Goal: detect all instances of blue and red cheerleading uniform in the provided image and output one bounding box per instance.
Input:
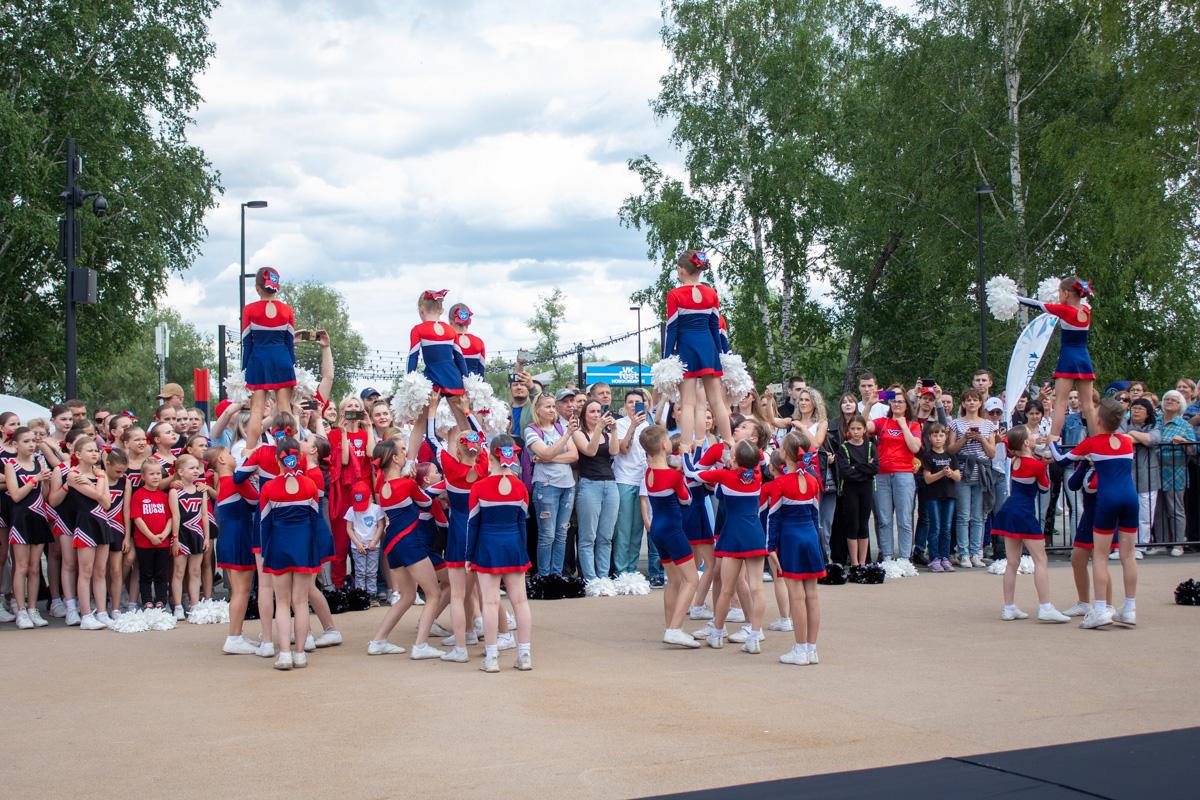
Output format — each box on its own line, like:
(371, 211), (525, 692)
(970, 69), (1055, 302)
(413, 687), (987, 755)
(258, 470), (325, 575)
(7, 462), (53, 545)
(767, 471), (826, 579)
(407, 320), (468, 396)
(992, 456), (1050, 540)
(67, 472), (108, 549)
(664, 283), (725, 378)
(456, 331), (487, 378)
(416, 489), (448, 571)
(378, 476), (432, 569)
(466, 474), (530, 574)
(1067, 463), (1112, 551)
(680, 450), (714, 545)
(174, 488), (207, 556)
(215, 474), (258, 571)
(429, 428), (489, 569)
(241, 298), (297, 391)
(700, 466), (768, 559)
(1052, 434), (1138, 537)
(643, 467), (694, 565)
(1018, 297), (1094, 380)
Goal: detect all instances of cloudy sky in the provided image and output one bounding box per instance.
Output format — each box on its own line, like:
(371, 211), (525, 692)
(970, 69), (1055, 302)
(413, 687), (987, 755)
(177, 0), (914, 384)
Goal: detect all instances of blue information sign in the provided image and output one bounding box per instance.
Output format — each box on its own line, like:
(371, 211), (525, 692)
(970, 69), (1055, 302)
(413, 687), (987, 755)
(585, 364), (652, 386)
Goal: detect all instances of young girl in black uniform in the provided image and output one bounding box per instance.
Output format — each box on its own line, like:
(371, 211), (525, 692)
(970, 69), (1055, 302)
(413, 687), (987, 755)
(4, 427), (54, 629)
(120, 426), (150, 611)
(101, 449), (129, 617)
(170, 454), (210, 620)
(66, 436), (112, 630)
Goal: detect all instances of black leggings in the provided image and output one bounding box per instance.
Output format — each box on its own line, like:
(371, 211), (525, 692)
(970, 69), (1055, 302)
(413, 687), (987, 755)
(136, 546), (171, 604)
(835, 481), (873, 540)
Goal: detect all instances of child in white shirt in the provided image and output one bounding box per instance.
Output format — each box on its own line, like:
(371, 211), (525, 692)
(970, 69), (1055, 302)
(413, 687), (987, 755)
(343, 481), (384, 593)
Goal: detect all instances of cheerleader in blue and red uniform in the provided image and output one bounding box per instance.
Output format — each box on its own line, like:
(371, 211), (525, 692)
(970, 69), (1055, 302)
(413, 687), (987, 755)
(448, 302), (487, 378)
(4, 427), (54, 628)
(664, 250), (734, 452)
(1017, 276), (1097, 440)
(992, 426), (1070, 623)
(209, 445), (261, 654)
(258, 438), (323, 670)
(467, 435), (533, 673)
(1050, 398), (1140, 629)
(1062, 463), (1111, 619)
(367, 439), (444, 661)
(769, 434), (826, 665)
(241, 266), (297, 447)
(408, 289), (471, 431)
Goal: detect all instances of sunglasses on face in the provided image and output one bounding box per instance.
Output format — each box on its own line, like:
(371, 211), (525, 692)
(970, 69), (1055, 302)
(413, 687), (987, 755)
(1118, 396), (1130, 403)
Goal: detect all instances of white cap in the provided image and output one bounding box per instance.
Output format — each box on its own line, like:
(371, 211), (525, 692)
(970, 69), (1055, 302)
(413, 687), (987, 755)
(984, 397), (1004, 412)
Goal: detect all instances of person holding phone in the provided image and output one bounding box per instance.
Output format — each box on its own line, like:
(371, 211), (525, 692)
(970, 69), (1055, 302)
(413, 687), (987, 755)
(327, 395), (376, 588)
(866, 385), (923, 563)
(572, 400), (620, 581)
(523, 392), (579, 577)
(612, 389), (652, 578)
(948, 389), (997, 568)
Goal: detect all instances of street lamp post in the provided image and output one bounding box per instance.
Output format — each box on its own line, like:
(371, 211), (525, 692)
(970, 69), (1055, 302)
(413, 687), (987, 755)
(975, 184), (995, 371)
(239, 200), (268, 314)
(58, 138), (107, 399)
(629, 305), (643, 387)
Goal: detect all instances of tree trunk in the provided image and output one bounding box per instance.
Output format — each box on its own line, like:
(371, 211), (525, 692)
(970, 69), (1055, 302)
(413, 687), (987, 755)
(779, 253), (795, 379)
(1004, 0), (1030, 324)
(843, 231), (903, 393)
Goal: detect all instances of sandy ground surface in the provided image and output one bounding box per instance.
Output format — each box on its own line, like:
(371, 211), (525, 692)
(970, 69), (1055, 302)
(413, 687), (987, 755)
(4, 557), (1198, 799)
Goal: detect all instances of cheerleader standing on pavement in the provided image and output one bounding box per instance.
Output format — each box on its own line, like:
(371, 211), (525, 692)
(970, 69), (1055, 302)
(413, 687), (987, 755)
(366, 439), (445, 661)
(1062, 463), (1110, 619)
(66, 436), (112, 630)
(47, 430), (81, 625)
(468, 435), (533, 673)
(761, 447), (793, 636)
(258, 438), (323, 671)
(770, 433), (827, 665)
(168, 455), (209, 621)
(448, 302), (487, 378)
(664, 250), (734, 453)
(100, 449), (128, 617)
(241, 267), (297, 448)
(5, 427), (54, 628)
(0, 412), (18, 619)
(993, 427), (1070, 623)
(120, 426), (150, 610)
(408, 290), (471, 432)
(186, 434), (219, 601)
(1017, 277), (1097, 439)
(209, 446), (260, 654)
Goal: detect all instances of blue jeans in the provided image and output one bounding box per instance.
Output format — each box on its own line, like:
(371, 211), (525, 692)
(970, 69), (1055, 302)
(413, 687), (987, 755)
(612, 483), (642, 575)
(575, 478), (618, 581)
(914, 491), (930, 555)
(873, 472), (916, 560)
(926, 496), (954, 561)
(955, 481), (985, 559)
(647, 535), (664, 581)
(533, 482), (575, 576)
(818, 491), (836, 559)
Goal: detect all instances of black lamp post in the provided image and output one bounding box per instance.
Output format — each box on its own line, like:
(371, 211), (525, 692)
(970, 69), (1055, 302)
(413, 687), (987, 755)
(59, 138), (107, 399)
(239, 200), (268, 313)
(630, 306), (643, 387)
(975, 184), (995, 371)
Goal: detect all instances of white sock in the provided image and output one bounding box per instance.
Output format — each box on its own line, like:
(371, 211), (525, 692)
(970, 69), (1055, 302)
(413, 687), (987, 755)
(1039, 603), (1053, 613)
(67, 598), (78, 610)
(752, 628), (763, 639)
(485, 645), (498, 659)
(806, 643), (816, 653)
(1004, 604), (1017, 613)
(1123, 598), (1135, 612)
(452, 646), (467, 657)
(518, 642), (531, 657)
(791, 643), (805, 654)
(1094, 600), (1108, 611)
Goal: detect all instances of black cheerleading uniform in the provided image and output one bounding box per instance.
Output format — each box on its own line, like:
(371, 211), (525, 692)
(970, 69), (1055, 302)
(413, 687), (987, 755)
(175, 488), (207, 556)
(68, 472), (108, 549)
(7, 462), (53, 545)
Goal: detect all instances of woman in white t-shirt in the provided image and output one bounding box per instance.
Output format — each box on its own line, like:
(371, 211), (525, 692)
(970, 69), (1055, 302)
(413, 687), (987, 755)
(523, 395), (578, 577)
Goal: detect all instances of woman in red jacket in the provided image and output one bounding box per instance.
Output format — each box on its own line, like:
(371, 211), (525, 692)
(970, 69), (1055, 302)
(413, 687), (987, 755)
(326, 395), (376, 587)
(866, 385), (923, 563)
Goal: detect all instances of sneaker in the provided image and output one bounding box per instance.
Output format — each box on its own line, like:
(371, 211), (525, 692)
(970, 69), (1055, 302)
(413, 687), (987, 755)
(223, 636), (259, 655)
(292, 652), (308, 669)
(940, 558), (955, 572)
(1145, 547), (1163, 556)
(413, 592), (426, 606)
(912, 551), (929, 566)
(740, 634), (762, 654)
(314, 629), (343, 648)
(480, 655), (500, 673)
(50, 598), (67, 618)
(388, 591), (401, 606)
(1063, 602), (1091, 617)
(366, 640), (406, 656)
(1109, 550), (1120, 561)
(959, 556), (973, 569)
(729, 625), (754, 643)
(688, 605), (714, 620)
(1000, 607), (1029, 621)
(497, 632), (516, 651)
(767, 617), (793, 632)
(1080, 607), (1114, 629)
(762, 571), (774, 583)
(706, 630), (725, 649)
(779, 648), (809, 666)
(255, 641), (276, 658)
(125, 603), (138, 614)
(472, 618), (484, 637)
(726, 607), (746, 624)
(929, 560), (944, 573)
(80, 612), (107, 630)
(505, 610), (516, 629)
(513, 652), (533, 671)
(649, 576), (665, 588)
(96, 611), (114, 627)
(29, 608), (49, 627)
(1133, 549), (1144, 560)
(440, 647), (469, 663)
(304, 634), (316, 652)
(273, 651), (293, 671)
(0, 604), (15, 623)
(410, 642), (445, 660)
(1170, 547), (1183, 557)
(65, 607), (81, 626)
(173, 605), (185, 621)
(692, 622), (717, 640)
(16, 610), (34, 630)
(971, 555), (986, 568)
(441, 631), (479, 647)
(1114, 608), (1136, 626)
(1037, 607), (1070, 623)
(663, 628), (701, 648)
(429, 621), (453, 638)
(808, 646), (820, 665)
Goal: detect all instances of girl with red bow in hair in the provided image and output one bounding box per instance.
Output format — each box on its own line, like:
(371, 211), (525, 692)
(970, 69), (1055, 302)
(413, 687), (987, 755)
(408, 289), (471, 431)
(448, 302), (487, 378)
(327, 395), (376, 588)
(241, 267), (297, 447)
(1017, 276), (1097, 440)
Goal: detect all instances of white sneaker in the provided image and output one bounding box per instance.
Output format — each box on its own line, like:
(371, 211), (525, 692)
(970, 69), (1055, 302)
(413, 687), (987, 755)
(763, 571), (774, 583)
(29, 608), (49, 627)
(505, 611), (516, 629)
(706, 630), (725, 649)
(314, 629), (342, 648)
(223, 636), (259, 655)
(173, 605), (185, 621)
(95, 611), (114, 627)
(497, 632), (516, 651)
(480, 655), (500, 673)
(1109, 550), (1120, 560)
(663, 628), (701, 648)
(472, 617), (484, 637)
(125, 603), (138, 614)
(1080, 607), (1114, 629)
(441, 631), (479, 647)
(440, 647), (469, 663)
(80, 612), (107, 630)
(1115, 608), (1136, 626)
(513, 651), (533, 671)
(1170, 547), (1183, 557)
(740, 634), (762, 654)
(959, 556), (973, 569)
(688, 605), (714, 620)
(50, 599), (67, 618)
(292, 652), (308, 669)
(767, 617), (794, 632)
(726, 607), (746, 623)
(303, 634), (316, 652)
(779, 648), (810, 665)
(388, 591), (401, 606)
(728, 625), (753, 643)
(65, 607), (81, 626)
(692, 622), (717, 639)
(429, 621), (453, 638)
(971, 555), (987, 568)
(413, 592), (425, 606)
(273, 651), (293, 671)
(1037, 607), (1070, 623)
(15, 610), (34, 630)
(808, 646), (819, 664)
(1133, 549), (1144, 560)
(1062, 602), (1091, 617)
(0, 605), (15, 623)
(1000, 607), (1029, 621)
(410, 642), (445, 660)
(367, 640), (406, 656)
(255, 641), (276, 658)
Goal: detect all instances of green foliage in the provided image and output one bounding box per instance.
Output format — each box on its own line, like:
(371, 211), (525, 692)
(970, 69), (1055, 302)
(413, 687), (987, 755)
(526, 288), (569, 384)
(276, 281), (368, 403)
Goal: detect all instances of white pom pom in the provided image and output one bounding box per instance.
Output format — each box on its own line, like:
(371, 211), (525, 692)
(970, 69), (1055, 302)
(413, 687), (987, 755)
(223, 370), (250, 404)
(294, 367), (318, 395)
(391, 372), (434, 424)
(584, 577), (618, 597)
(987, 558), (1007, 575)
(462, 374), (496, 413)
(109, 608), (178, 633)
(185, 598), (230, 625)
(986, 275), (1020, 320)
(613, 572), (651, 595)
(881, 559), (908, 581)
(1037, 277), (1060, 305)
(1018, 554), (1034, 575)
(719, 353), (755, 401)
(651, 356), (686, 402)
(477, 400), (511, 438)
(434, 399), (457, 434)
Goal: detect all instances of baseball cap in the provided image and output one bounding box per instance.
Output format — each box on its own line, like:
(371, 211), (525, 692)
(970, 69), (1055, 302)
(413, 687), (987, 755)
(360, 387), (381, 401)
(984, 397), (1004, 413)
(351, 481), (371, 512)
(554, 388), (578, 402)
(157, 382), (184, 401)
(919, 386), (937, 397)
(214, 399), (232, 418)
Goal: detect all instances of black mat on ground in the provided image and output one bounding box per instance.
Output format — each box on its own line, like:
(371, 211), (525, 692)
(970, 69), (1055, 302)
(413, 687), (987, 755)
(644, 727), (1199, 800)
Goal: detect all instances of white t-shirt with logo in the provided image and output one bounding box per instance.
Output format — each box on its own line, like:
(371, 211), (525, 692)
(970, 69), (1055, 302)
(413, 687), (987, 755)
(613, 416), (649, 486)
(344, 503), (382, 547)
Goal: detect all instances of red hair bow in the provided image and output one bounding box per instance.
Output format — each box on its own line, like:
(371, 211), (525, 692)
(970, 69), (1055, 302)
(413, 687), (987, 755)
(371, 457), (382, 470)
(422, 289), (449, 301)
(689, 251), (710, 270)
(1074, 278), (1094, 298)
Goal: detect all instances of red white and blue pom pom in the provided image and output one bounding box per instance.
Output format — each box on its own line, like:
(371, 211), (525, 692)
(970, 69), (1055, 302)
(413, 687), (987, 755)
(391, 371), (434, 424)
(719, 353), (755, 402)
(985, 275), (1020, 320)
(223, 370), (250, 404)
(651, 356), (686, 401)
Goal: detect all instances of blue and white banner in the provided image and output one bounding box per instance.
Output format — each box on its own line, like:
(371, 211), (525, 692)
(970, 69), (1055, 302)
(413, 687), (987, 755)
(585, 364), (652, 386)
(1004, 313), (1058, 425)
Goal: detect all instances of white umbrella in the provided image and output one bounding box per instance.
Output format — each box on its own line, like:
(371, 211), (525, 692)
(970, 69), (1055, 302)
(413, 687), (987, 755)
(0, 394), (52, 423)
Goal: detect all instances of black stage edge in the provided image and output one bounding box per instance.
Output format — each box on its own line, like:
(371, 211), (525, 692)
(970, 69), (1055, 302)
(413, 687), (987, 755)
(645, 727), (1200, 799)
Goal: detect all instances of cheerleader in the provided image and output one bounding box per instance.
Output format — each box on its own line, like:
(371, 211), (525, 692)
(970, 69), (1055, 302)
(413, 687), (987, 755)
(769, 433), (827, 665)
(408, 289), (471, 431)
(242, 266), (297, 447)
(149, 422), (177, 470)
(761, 447), (792, 635)
(119, 426), (150, 610)
(100, 449), (128, 617)
(186, 434), (219, 601)
(1062, 462), (1110, 618)
(65, 436), (112, 630)
(993, 426), (1070, 622)
(5, 427), (54, 628)
(468, 435), (533, 672)
(1017, 276), (1097, 439)
(663, 250), (734, 452)
(168, 455), (209, 620)
(0, 412), (18, 623)
(696, 440), (768, 652)
(448, 302), (487, 378)
(46, 434), (80, 625)
(366, 439), (444, 660)
(258, 438), (323, 670)
(209, 446), (260, 654)
(129, 460), (172, 609)
(682, 423), (717, 621)
(1050, 398), (1139, 629)
(639, 425), (701, 648)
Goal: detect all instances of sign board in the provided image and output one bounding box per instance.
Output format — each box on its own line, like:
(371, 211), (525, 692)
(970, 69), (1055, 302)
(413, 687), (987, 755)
(585, 364), (652, 387)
